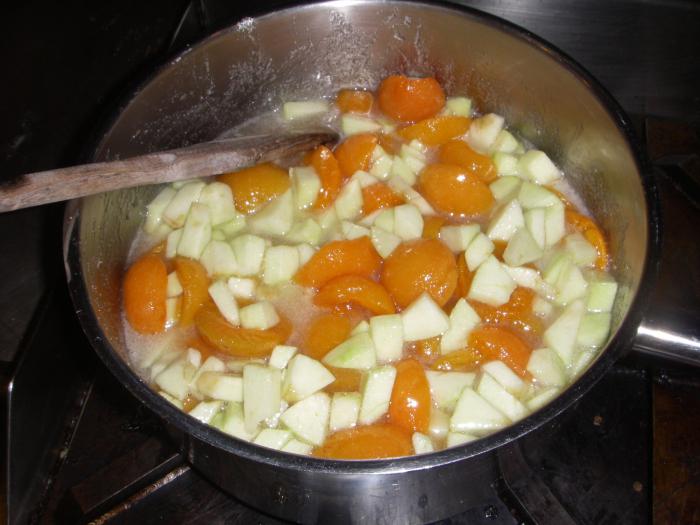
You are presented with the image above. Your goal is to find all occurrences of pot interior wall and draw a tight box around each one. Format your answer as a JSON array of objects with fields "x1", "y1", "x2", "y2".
[{"x1": 80, "y1": 1, "x2": 646, "y2": 380}]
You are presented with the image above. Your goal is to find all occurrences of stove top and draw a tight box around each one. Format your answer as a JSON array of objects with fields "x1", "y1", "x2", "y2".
[{"x1": 2, "y1": 1, "x2": 700, "y2": 524}]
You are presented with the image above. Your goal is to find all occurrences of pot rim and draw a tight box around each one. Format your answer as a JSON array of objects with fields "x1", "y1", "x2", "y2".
[{"x1": 64, "y1": 0, "x2": 660, "y2": 475}]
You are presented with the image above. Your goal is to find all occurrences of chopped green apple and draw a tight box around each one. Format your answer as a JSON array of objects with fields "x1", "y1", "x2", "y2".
[
  {"x1": 401, "y1": 293, "x2": 450, "y2": 341},
  {"x1": 167, "y1": 272, "x2": 183, "y2": 297},
  {"x1": 341, "y1": 114, "x2": 381, "y2": 135},
  {"x1": 524, "y1": 208, "x2": 546, "y2": 249},
  {"x1": 334, "y1": 179, "x2": 363, "y2": 221},
  {"x1": 467, "y1": 113, "x2": 504, "y2": 153},
  {"x1": 369, "y1": 314, "x2": 404, "y2": 363},
  {"x1": 544, "y1": 202, "x2": 566, "y2": 247},
  {"x1": 177, "y1": 203, "x2": 211, "y2": 259},
  {"x1": 239, "y1": 301, "x2": 279, "y2": 330},
  {"x1": 491, "y1": 129, "x2": 519, "y2": 154},
  {"x1": 290, "y1": 166, "x2": 321, "y2": 210},
  {"x1": 227, "y1": 276, "x2": 257, "y2": 300},
  {"x1": 253, "y1": 428, "x2": 293, "y2": 450},
  {"x1": 525, "y1": 387, "x2": 560, "y2": 411},
  {"x1": 280, "y1": 392, "x2": 331, "y2": 446},
  {"x1": 188, "y1": 400, "x2": 223, "y2": 424},
  {"x1": 487, "y1": 199, "x2": 524, "y2": 242},
  {"x1": 526, "y1": 348, "x2": 566, "y2": 387},
  {"x1": 282, "y1": 100, "x2": 329, "y2": 120},
  {"x1": 329, "y1": 392, "x2": 361, "y2": 432},
  {"x1": 412, "y1": 432, "x2": 435, "y2": 454},
  {"x1": 465, "y1": 233, "x2": 495, "y2": 271},
  {"x1": 323, "y1": 332, "x2": 377, "y2": 369},
  {"x1": 197, "y1": 372, "x2": 243, "y2": 402},
  {"x1": 163, "y1": 181, "x2": 205, "y2": 228},
  {"x1": 564, "y1": 232, "x2": 598, "y2": 267},
  {"x1": 503, "y1": 227, "x2": 543, "y2": 267},
  {"x1": 286, "y1": 217, "x2": 323, "y2": 245},
  {"x1": 517, "y1": 182, "x2": 560, "y2": 209},
  {"x1": 262, "y1": 245, "x2": 300, "y2": 285},
  {"x1": 247, "y1": 189, "x2": 295, "y2": 237},
  {"x1": 200, "y1": 240, "x2": 238, "y2": 277},
  {"x1": 444, "y1": 96, "x2": 472, "y2": 117},
  {"x1": 199, "y1": 182, "x2": 239, "y2": 226},
  {"x1": 439, "y1": 224, "x2": 480, "y2": 253},
  {"x1": 283, "y1": 354, "x2": 335, "y2": 402},
  {"x1": 370, "y1": 226, "x2": 401, "y2": 259},
  {"x1": 543, "y1": 300, "x2": 585, "y2": 365},
  {"x1": 341, "y1": 221, "x2": 370, "y2": 240},
  {"x1": 425, "y1": 370, "x2": 475, "y2": 411},
  {"x1": 585, "y1": 276, "x2": 618, "y2": 313},
  {"x1": 144, "y1": 187, "x2": 176, "y2": 233},
  {"x1": 208, "y1": 280, "x2": 240, "y2": 326},
  {"x1": 166, "y1": 228, "x2": 182, "y2": 259},
  {"x1": 576, "y1": 312, "x2": 612, "y2": 350},
  {"x1": 489, "y1": 176, "x2": 521, "y2": 202},
  {"x1": 450, "y1": 387, "x2": 508, "y2": 435},
  {"x1": 493, "y1": 152, "x2": 519, "y2": 177},
  {"x1": 467, "y1": 255, "x2": 517, "y2": 307},
  {"x1": 518, "y1": 150, "x2": 561, "y2": 185},
  {"x1": 296, "y1": 243, "x2": 316, "y2": 266},
  {"x1": 220, "y1": 402, "x2": 258, "y2": 441},
  {"x1": 440, "y1": 298, "x2": 481, "y2": 354},
  {"x1": 358, "y1": 365, "x2": 397, "y2": 425},
  {"x1": 269, "y1": 345, "x2": 298, "y2": 370},
  {"x1": 446, "y1": 432, "x2": 478, "y2": 447},
  {"x1": 393, "y1": 204, "x2": 424, "y2": 241},
  {"x1": 481, "y1": 361, "x2": 526, "y2": 396},
  {"x1": 231, "y1": 234, "x2": 266, "y2": 276},
  {"x1": 243, "y1": 364, "x2": 282, "y2": 434},
  {"x1": 281, "y1": 439, "x2": 314, "y2": 455},
  {"x1": 476, "y1": 372, "x2": 527, "y2": 422}
]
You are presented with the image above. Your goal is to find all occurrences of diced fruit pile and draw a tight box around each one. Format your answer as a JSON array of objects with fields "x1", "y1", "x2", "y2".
[{"x1": 123, "y1": 75, "x2": 618, "y2": 460}]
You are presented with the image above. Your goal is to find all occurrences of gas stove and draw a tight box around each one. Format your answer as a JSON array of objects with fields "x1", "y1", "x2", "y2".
[{"x1": 2, "y1": 1, "x2": 699, "y2": 524}]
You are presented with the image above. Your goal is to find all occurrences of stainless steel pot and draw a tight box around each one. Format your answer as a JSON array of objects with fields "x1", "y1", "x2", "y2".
[{"x1": 63, "y1": 1, "x2": 659, "y2": 523}]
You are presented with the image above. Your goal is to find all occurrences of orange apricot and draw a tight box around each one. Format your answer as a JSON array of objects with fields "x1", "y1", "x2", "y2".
[
  {"x1": 325, "y1": 366, "x2": 363, "y2": 393},
  {"x1": 302, "y1": 313, "x2": 353, "y2": 360},
  {"x1": 438, "y1": 140, "x2": 498, "y2": 184},
  {"x1": 422, "y1": 215, "x2": 446, "y2": 239},
  {"x1": 173, "y1": 257, "x2": 210, "y2": 326},
  {"x1": 218, "y1": 162, "x2": 290, "y2": 214},
  {"x1": 470, "y1": 287, "x2": 543, "y2": 345},
  {"x1": 411, "y1": 336, "x2": 441, "y2": 362},
  {"x1": 431, "y1": 348, "x2": 482, "y2": 372},
  {"x1": 566, "y1": 210, "x2": 610, "y2": 270},
  {"x1": 194, "y1": 304, "x2": 292, "y2": 358},
  {"x1": 314, "y1": 275, "x2": 395, "y2": 315},
  {"x1": 377, "y1": 75, "x2": 445, "y2": 123},
  {"x1": 398, "y1": 116, "x2": 471, "y2": 146},
  {"x1": 381, "y1": 238, "x2": 457, "y2": 308},
  {"x1": 306, "y1": 146, "x2": 343, "y2": 210},
  {"x1": 468, "y1": 326, "x2": 532, "y2": 377},
  {"x1": 313, "y1": 423, "x2": 413, "y2": 459},
  {"x1": 361, "y1": 183, "x2": 405, "y2": 216},
  {"x1": 336, "y1": 89, "x2": 374, "y2": 113},
  {"x1": 419, "y1": 163, "x2": 495, "y2": 216},
  {"x1": 388, "y1": 359, "x2": 431, "y2": 433},
  {"x1": 334, "y1": 134, "x2": 378, "y2": 179},
  {"x1": 456, "y1": 253, "x2": 474, "y2": 298},
  {"x1": 123, "y1": 253, "x2": 167, "y2": 334},
  {"x1": 295, "y1": 237, "x2": 383, "y2": 288}
]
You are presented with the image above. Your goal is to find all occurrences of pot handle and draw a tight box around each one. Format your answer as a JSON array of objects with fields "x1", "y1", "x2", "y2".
[{"x1": 629, "y1": 118, "x2": 700, "y2": 367}]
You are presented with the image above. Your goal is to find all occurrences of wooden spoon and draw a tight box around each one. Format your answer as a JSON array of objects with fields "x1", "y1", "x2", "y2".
[{"x1": 0, "y1": 131, "x2": 338, "y2": 212}]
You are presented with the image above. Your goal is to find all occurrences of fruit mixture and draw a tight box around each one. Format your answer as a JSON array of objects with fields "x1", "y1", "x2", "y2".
[{"x1": 123, "y1": 75, "x2": 618, "y2": 459}]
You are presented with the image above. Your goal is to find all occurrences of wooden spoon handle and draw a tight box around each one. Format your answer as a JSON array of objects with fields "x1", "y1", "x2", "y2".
[{"x1": 0, "y1": 131, "x2": 337, "y2": 212}]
